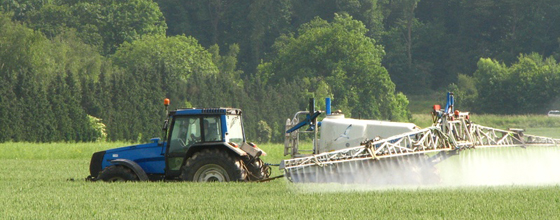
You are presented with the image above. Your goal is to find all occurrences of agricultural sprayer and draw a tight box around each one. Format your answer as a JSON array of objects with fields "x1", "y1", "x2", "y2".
[
  {"x1": 88, "y1": 93, "x2": 560, "y2": 184},
  {"x1": 281, "y1": 93, "x2": 560, "y2": 184}
]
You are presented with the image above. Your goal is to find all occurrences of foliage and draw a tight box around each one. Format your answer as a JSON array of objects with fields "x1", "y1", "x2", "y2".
[
  {"x1": 111, "y1": 34, "x2": 217, "y2": 90},
  {"x1": 87, "y1": 115, "x2": 107, "y2": 142},
  {"x1": 153, "y1": 0, "x2": 560, "y2": 94},
  {"x1": 0, "y1": 11, "x2": 107, "y2": 142},
  {"x1": 472, "y1": 54, "x2": 560, "y2": 114},
  {"x1": 2, "y1": 0, "x2": 560, "y2": 143},
  {"x1": 101, "y1": 35, "x2": 219, "y2": 141},
  {"x1": 260, "y1": 14, "x2": 410, "y2": 121},
  {"x1": 5, "y1": 0, "x2": 167, "y2": 54},
  {"x1": 447, "y1": 74, "x2": 477, "y2": 110},
  {"x1": 256, "y1": 120, "x2": 272, "y2": 143},
  {"x1": 156, "y1": 0, "x2": 389, "y2": 74}
]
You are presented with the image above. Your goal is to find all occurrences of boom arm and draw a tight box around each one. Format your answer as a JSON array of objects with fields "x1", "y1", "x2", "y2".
[{"x1": 285, "y1": 111, "x2": 322, "y2": 134}]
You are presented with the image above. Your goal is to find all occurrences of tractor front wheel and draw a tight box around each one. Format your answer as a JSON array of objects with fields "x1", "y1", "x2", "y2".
[
  {"x1": 181, "y1": 149, "x2": 246, "y2": 182},
  {"x1": 98, "y1": 165, "x2": 138, "y2": 182}
]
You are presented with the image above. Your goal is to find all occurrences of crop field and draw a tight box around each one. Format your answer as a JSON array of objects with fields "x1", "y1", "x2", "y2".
[{"x1": 2, "y1": 136, "x2": 560, "y2": 219}]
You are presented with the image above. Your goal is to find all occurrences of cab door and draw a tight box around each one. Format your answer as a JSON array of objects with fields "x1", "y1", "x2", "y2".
[{"x1": 165, "y1": 116, "x2": 201, "y2": 177}]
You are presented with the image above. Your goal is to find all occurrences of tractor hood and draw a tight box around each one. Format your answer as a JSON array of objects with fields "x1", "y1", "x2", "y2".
[
  {"x1": 99, "y1": 138, "x2": 166, "y2": 175},
  {"x1": 105, "y1": 138, "x2": 162, "y2": 154}
]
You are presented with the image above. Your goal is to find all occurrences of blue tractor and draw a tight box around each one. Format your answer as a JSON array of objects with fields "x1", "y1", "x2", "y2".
[{"x1": 88, "y1": 99, "x2": 270, "y2": 182}]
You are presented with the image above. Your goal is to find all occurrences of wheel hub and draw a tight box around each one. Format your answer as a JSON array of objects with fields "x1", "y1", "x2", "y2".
[{"x1": 194, "y1": 164, "x2": 229, "y2": 182}]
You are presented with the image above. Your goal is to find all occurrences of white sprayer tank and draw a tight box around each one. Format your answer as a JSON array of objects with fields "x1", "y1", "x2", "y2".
[{"x1": 317, "y1": 114, "x2": 418, "y2": 153}]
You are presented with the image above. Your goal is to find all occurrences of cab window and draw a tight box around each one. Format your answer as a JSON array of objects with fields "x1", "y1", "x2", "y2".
[
  {"x1": 203, "y1": 116, "x2": 222, "y2": 142},
  {"x1": 169, "y1": 117, "x2": 201, "y2": 154},
  {"x1": 225, "y1": 114, "x2": 244, "y2": 144}
]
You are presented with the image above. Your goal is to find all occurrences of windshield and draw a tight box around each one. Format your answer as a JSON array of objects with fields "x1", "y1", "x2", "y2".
[{"x1": 226, "y1": 114, "x2": 244, "y2": 144}]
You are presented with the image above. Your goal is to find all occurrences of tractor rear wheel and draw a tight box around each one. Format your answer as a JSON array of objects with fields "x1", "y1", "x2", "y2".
[
  {"x1": 98, "y1": 165, "x2": 138, "y2": 182},
  {"x1": 181, "y1": 149, "x2": 247, "y2": 182}
]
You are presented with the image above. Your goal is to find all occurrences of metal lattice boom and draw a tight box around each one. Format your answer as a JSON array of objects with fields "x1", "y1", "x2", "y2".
[{"x1": 281, "y1": 119, "x2": 560, "y2": 176}]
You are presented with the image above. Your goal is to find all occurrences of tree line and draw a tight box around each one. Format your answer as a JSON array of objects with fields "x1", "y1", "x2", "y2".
[
  {"x1": 451, "y1": 53, "x2": 560, "y2": 114},
  {"x1": 1, "y1": 0, "x2": 559, "y2": 143},
  {"x1": 154, "y1": 0, "x2": 560, "y2": 93},
  {"x1": 0, "y1": 3, "x2": 406, "y2": 143}
]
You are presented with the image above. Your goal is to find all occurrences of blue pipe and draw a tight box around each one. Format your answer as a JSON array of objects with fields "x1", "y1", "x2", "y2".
[
  {"x1": 444, "y1": 92, "x2": 454, "y2": 114},
  {"x1": 326, "y1": 97, "x2": 331, "y2": 115}
]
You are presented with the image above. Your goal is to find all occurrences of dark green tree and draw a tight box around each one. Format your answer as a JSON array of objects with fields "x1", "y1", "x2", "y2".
[
  {"x1": 112, "y1": 35, "x2": 218, "y2": 107},
  {"x1": 260, "y1": 14, "x2": 410, "y2": 121},
  {"x1": 473, "y1": 53, "x2": 560, "y2": 114},
  {"x1": 47, "y1": 74, "x2": 72, "y2": 141},
  {"x1": 18, "y1": 0, "x2": 167, "y2": 54},
  {"x1": 16, "y1": 69, "x2": 57, "y2": 142},
  {"x1": 0, "y1": 70, "x2": 22, "y2": 142}
]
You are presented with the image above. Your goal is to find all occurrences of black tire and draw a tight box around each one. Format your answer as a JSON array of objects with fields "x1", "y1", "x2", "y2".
[
  {"x1": 98, "y1": 165, "x2": 138, "y2": 182},
  {"x1": 181, "y1": 149, "x2": 247, "y2": 182}
]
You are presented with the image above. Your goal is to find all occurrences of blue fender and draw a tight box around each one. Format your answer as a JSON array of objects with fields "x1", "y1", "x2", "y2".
[{"x1": 109, "y1": 159, "x2": 150, "y2": 181}]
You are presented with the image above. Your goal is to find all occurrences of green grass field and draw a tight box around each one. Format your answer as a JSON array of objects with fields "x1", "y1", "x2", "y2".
[{"x1": 2, "y1": 141, "x2": 560, "y2": 219}]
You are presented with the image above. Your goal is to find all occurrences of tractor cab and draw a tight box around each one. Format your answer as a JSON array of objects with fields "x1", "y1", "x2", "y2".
[{"x1": 164, "y1": 108, "x2": 250, "y2": 177}]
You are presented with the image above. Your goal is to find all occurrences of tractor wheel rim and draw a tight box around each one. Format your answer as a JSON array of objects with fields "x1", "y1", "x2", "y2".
[{"x1": 194, "y1": 164, "x2": 229, "y2": 182}]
